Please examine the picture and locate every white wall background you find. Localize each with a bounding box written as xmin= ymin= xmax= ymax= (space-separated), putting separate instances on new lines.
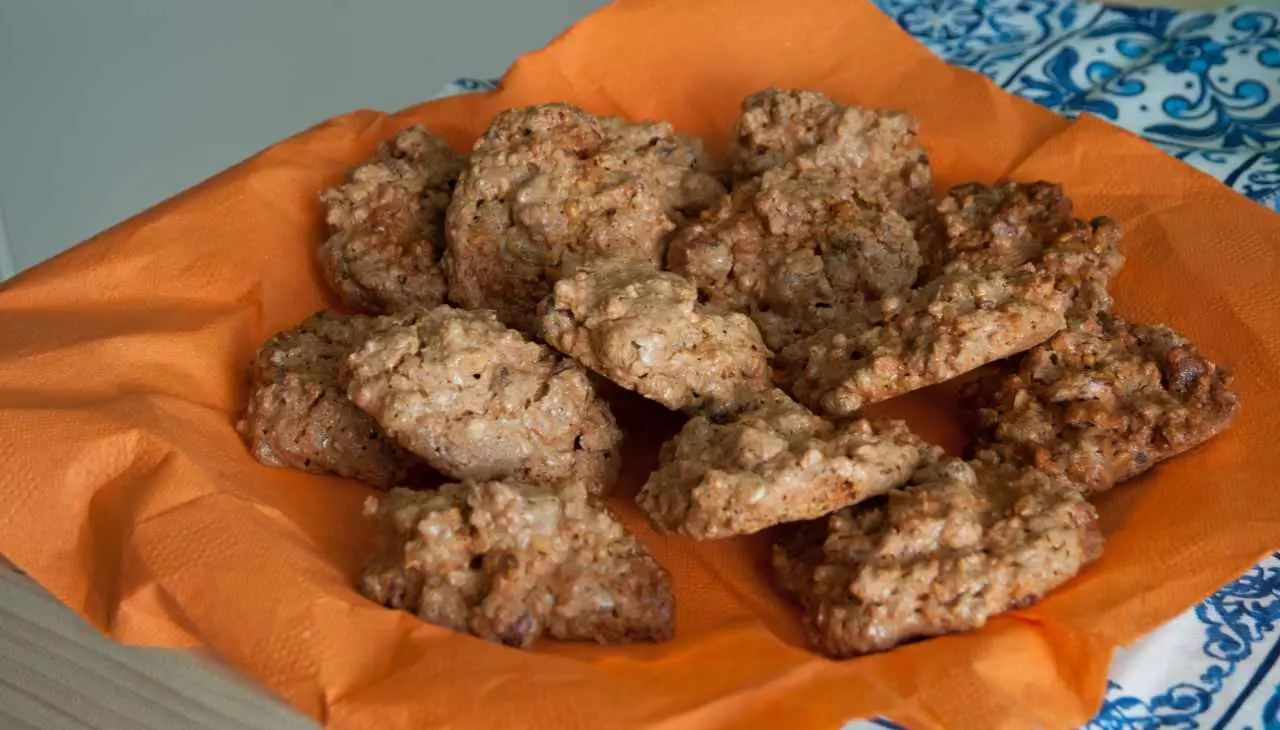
xmin=0 ymin=0 xmax=606 ymax=276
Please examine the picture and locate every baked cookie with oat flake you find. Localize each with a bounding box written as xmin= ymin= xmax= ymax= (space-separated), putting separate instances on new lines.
xmin=729 ymin=87 xmax=933 ymax=220
xmin=237 ymin=311 xmax=420 ymax=488
xmin=921 ymin=180 xmax=1124 ymax=317
xmin=774 ymin=457 xmax=1102 ymax=657
xmin=345 ymin=305 xmax=621 ymax=494
xmin=319 ymin=125 xmax=464 ymax=312
xmin=777 ymin=200 xmax=1123 ymax=417
xmin=777 ymin=262 xmax=1070 ymax=416
xmin=637 ymin=389 xmax=942 ymax=539
xmin=540 ymin=261 xmax=771 ymax=416
xmin=670 ymin=88 xmax=932 ymax=352
xmin=359 ymin=479 xmax=674 ymax=648
xmin=922 ymin=181 xmax=1072 ymax=275
xmin=445 ymin=103 xmax=724 ymax=332
xmin=962 ymin=312 xmax=1240 ymax=494
xmin=667 ymin=167 xmax=922 ymax=352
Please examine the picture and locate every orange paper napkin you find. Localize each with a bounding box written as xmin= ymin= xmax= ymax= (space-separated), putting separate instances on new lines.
xmin=1 ymin=0 xmax=1278 ymax=728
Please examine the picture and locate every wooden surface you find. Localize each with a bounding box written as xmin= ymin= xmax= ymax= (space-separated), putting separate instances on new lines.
xmin=0 ymin=565 xmax=316 ymax=730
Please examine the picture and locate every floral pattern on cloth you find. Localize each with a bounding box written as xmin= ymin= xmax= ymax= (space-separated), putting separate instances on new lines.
xmin=873 ymin=0 xmax=1280 ymax=208
xmin=440 ymin=8 xmax=1280 ymax=715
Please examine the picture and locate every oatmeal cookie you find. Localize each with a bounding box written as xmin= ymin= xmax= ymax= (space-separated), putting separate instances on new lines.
xmin=236 ymin=311 xmax=419 ymax=488
xmin=925 ymin=181 xmax=1071 ymax=274
xmin=360 ymin=480 xmax=674 ymax=647
xmin=444 ymin=103 xmax=724 ymax=332
xmin=667 ymin=166 xmax=921 ymax=351
xmin=778 ymin=198 xmax=1123 ymax=417
xmin=962 ymin=313 xmax=1240 ymax=494
xmin=540 ymin=261 xmax=770 ymax=415
xmin=774 ymin=458 xmax=1102 ymax=657
xmin=729 ymin=88 xmax=933 ymax=220
xmin=344 ymin=306 xmax=621 ymax=494
xmin=778 ymin=263 xmax=1070 ymax=416
xmin=637 ymin=389 xmax=942 ymax=539
xmin=923 ymin=181 xmax=1124 ymax=316
xmin=319 ymin=125 xmax=464 ymax=312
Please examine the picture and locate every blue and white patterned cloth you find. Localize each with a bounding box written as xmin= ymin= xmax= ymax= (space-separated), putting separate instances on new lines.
xmin=875 ymin=0 xmax=1280 ymax=210
xmin=440 ymin=4 xmax=1280 ymax=723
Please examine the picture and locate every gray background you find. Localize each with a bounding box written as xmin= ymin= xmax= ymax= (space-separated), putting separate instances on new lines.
xmin=0 ymin=0 xmax=608 ymax=278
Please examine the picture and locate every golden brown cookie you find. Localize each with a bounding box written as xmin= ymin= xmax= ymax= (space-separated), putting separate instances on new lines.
xmin=319 ymin=125 xmax=464 ymax=312
xmin=540 ymin=261 xmax=770 ymax=416
xmin=237 ymin=311 xmax=419 ymax=488
xmin=778 ymin=204 xmax=1122 ymax=416
xmin=445 ymin=104 xmax=724 ymax=332
xmin=668 ymin=170 xmax=921 ymax=352
xmin=774 ymin=458 xmax=1102 ymax=657
xmin=345 ymin=306 xmax=621 ymax=494
xmin=637 ymin=389 xmax=942 ymax=539
xmin=360 ymin=480 xmax=674 ymax=647
xmin=730 ymin=87 xmax=932 ymax=220
xmin=962 ymin=313 xmax=1240 ymax=493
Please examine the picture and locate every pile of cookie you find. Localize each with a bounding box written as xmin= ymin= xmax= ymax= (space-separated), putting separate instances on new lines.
xmin=237 ymin=89 xmax=1240 ymax=656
